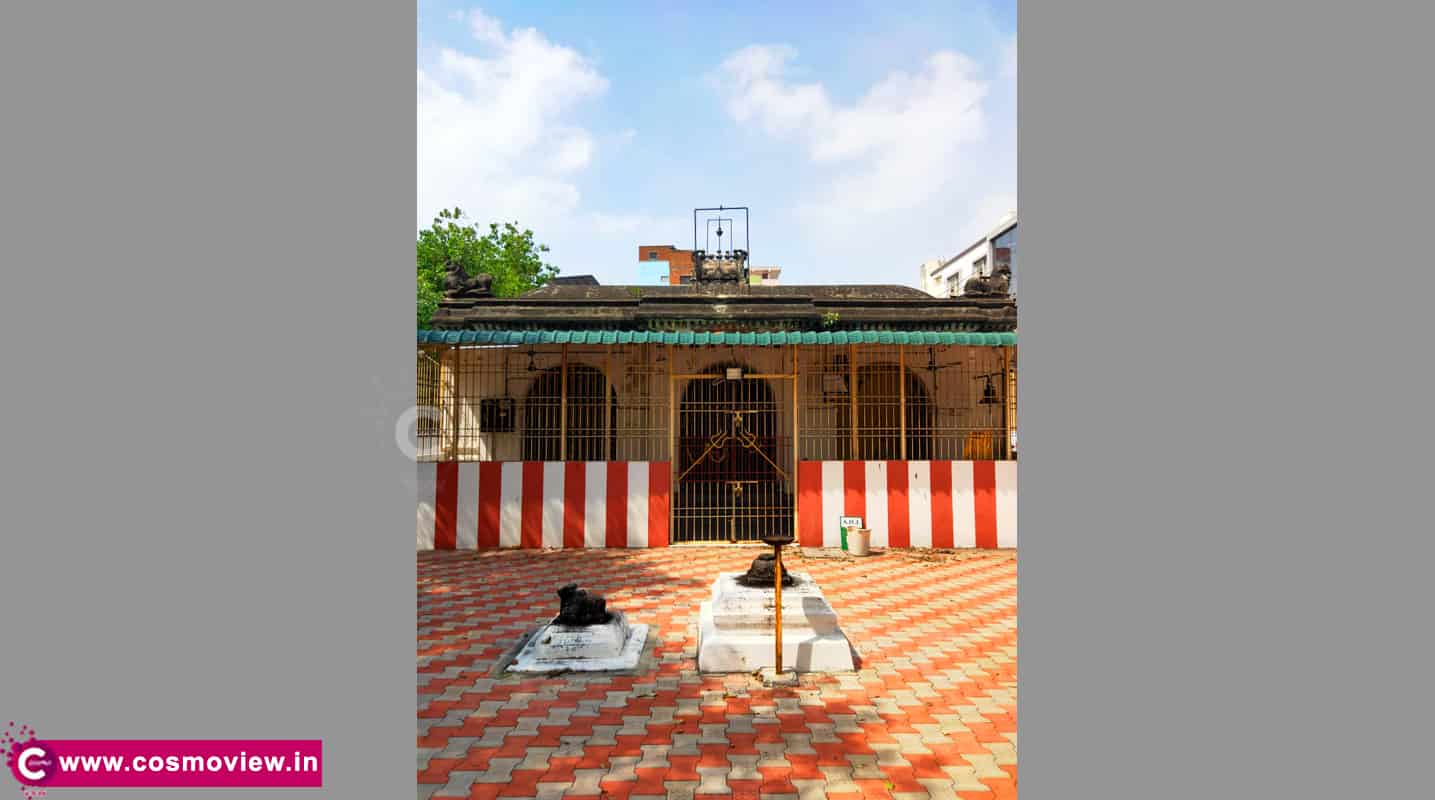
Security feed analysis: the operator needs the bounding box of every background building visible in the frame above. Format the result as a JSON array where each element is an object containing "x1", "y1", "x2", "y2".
[
  {"x1": 749, "y1": 266, "x2": 781, "y2": 285},
  {"x1": 921, "y1": 211, "x2": 1018, "y2": 298},
  {"x1": 640, "y1": 244, "x2": 780, "y2": 285},
  {"x1": 639, "y1": 244, "x2": 696, "y2": 284}
]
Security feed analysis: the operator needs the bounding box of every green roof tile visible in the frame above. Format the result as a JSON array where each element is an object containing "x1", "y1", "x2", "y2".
[{"x1": 418, "y1": 329, "x2": 1015, "y2": 347}]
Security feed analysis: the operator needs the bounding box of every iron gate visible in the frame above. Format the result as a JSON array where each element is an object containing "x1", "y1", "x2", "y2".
[{"x1": 671, "y1": 367, "x2": 794, "y2": 543}]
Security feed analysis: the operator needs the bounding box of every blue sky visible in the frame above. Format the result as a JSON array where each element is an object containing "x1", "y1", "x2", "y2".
[{"x1": 418, "y1": 1, "x2": 1016, "y2": 286}]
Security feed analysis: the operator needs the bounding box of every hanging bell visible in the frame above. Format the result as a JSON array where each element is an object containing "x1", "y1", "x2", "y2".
[{"x1": 980, "y1": 375, "x2": 999, "y2": 404}]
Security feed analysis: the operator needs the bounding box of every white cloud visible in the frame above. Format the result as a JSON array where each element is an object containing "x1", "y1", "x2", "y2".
[
  {"x1": 713, "y1": 43, "x2": 1015, "y2": 283},
  {"x1": 417, "y1": 9, "x2": 608, "y2": 230},
  {"x1": 717, "y1": 45, "x2": 988, "y2": 215},
  {"x1": 467, "y1": 8, "x2": 505, "y2": 44}
]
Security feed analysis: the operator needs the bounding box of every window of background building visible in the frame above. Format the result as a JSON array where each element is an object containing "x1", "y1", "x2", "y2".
[
  {"x1": 993, "y1": 225, "x2": 1016, "y2": 295},
  {"x1": 973, "y1": 256, "x2": 987, "y2": 277},
  {"x1": 648, "y1": 251, "x2": 658, "y2": 260}
]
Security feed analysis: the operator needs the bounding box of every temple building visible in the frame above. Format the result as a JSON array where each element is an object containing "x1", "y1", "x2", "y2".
[{"x1": 417, "y1": 246, "x2": 1017, "y2": 552}]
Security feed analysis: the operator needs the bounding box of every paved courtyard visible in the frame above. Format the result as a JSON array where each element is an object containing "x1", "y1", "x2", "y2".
[{"x1": 419, "y1": 547, "x2": 1017, "y2": 800}]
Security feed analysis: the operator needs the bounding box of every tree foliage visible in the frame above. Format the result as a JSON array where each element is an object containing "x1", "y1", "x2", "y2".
[{"x1": 417, "y1": 208, "x2": 559, "y2": 326}]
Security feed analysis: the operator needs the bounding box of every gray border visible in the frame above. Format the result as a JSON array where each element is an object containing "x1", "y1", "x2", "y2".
[
  {"x1": 1023, "y1": 0, "x2": 1430, "y2": 796},
  {"x1": 1, "y1": 2, "x2": 414, "y2": 797},
  {"x1": 4, "y1": 1, "x2": 1433, "y2": 798}
]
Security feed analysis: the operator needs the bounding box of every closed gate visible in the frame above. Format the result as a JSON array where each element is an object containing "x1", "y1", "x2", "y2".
[{"x1": 672, "y1": 364, "x2": 794, "y2": 543}]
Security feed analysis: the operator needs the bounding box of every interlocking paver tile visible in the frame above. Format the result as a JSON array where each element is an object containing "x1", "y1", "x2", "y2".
[
  {"x1": 664, "y1": 779, "x2": 699, "y2": 800},
  {"x1": 419, "y1": 548, "x2": 1016, "y2": 798},
  {"x1": 695, "y1": 766, "x2": 731, "y2": 795},
  {"x1": 435, "y1": 770, "x2": 485, "y2": 798},
  {"x1": 846, "y1": 754, "x2": 885, "y2": 780},
  {"x1": 818, "y1": 765, "x2": 859, "y2": 793}
]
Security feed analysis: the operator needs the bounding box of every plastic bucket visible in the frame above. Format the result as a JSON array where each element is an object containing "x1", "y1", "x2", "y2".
[{"x1": 849, "y1": 528, "x2": 872, "y2": 556}]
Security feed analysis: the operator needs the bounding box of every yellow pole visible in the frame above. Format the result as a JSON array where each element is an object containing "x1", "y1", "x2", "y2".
[
  {"x1": 791, "y1": 344, "x2": 800, "y2": 539},
  {"x1": 848, "y1": 343, "x2": 859, "y2": 460},
  {"x1": 559, "y1": 344, "x2": 568, "y2": 461},
  {"x1": 443, "y1": 345, "x2": 460, "y2": 461},
  {"x1": 773, "y1": 541, "x2": 784, "y2": 674},
  {"x1": 898, "y1": 346, "x2": 907, "y2": 460},
  {"x1": 604, "y1": 349, "x2": 613, "y2": 461},
  {"x1": 1001, "y1": 347, "x2": 1010, "y2": 459},
  {"x1": 668, "y1": 347, "x2": 677, "y2": 539}
]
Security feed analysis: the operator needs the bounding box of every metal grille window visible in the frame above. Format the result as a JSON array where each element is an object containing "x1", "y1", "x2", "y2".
[
  {"x1": 417, "y1": 341, "x2": 1012, "y2": 465},
  {"x1": 416, "y1": 347, "x2": 445, "y2": 461},
  {"x1": 798, "y1": 344, "x2": 1012, "y2": 461},
  {"x1": 415, "y1": 344, "x2": 670, "y2": 462},
  {"x1": 522, "y1": 365, "x2": 613, "y2": 461}
]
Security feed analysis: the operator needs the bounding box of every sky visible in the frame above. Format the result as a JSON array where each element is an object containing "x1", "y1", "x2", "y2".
[{"x1": 418, "y1": 1, "x2": 1016, "y2": 287}]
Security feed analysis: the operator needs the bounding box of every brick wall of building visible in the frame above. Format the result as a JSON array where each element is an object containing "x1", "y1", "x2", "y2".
[{"x1": 638, "y1": 245, "x2": 695, "y2": 284}]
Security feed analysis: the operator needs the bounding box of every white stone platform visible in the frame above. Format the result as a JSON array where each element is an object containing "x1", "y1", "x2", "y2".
[
  {"x1": 697, "y1": 572, "x2": 856, "y2": 673},
  {"x1": 508, "y1": 611, "x2": 648, "y2": 673}
]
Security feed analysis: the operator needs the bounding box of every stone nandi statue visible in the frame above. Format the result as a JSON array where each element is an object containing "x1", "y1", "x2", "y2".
[
  {"x1": 960, "y1": 269, "x2": 1011, "y2": 298},
  {"x1": 554, "y1": 584, "x2": 613, "y2": 626},
  {"x1": 443, "y1": 260, "x2": 494, "y2": 299}
]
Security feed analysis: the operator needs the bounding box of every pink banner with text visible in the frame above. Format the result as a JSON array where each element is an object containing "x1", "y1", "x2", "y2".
[{"x1": 7, "y1": 739, "x2": 322, "y2": 789}]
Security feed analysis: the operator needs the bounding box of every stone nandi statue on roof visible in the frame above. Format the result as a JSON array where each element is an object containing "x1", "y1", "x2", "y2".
[
  {"x1": 960, "y1": 269, "x2": 1011, "y2": 298},
  {"x1": 443, "y1": 260, "x2": 494, "y2": 299}
]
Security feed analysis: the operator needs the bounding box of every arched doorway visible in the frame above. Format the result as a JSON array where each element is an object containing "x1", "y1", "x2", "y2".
[
  {"x1": 673, "y1": 361, "x2": 793, "y2": 543},
  {"x1": 522, "y1": 364, "x2": 616, "y2": 461}
]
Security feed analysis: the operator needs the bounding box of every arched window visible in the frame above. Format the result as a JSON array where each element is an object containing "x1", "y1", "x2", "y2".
[
  {"x1": 522, "y1": 365, "x2": 616, "y2": 461},
  {"x1": 855, "y1": 364, "x2": 933, "y2": 460}
]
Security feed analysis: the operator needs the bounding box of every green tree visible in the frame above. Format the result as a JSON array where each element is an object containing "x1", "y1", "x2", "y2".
[{"x1": 417, "y1": 208, "x2": 559, "y2": 326}]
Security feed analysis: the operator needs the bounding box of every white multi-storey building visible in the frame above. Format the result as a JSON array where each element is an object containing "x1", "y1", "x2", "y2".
[{"x1": 920, "y1": 211, "x2": 1018, "y2": 298}]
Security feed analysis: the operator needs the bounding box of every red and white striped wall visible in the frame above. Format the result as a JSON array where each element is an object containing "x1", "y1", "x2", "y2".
[
  {"x1": 797, "y1": 461, "x2": 1016, "y2": 549},
  {"x1": 417, "y1": 462, "x2": 671, "y2": 550}
]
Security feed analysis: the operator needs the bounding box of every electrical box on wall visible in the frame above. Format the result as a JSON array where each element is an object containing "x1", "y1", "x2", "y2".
[{"x1": 479, "y1": 398, "x2": 515, "y2": 432}]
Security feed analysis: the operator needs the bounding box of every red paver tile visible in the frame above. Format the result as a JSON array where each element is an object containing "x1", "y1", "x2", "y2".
[
  {"x1": 417, "y1": 757, "x2": 460, "y2": 784},
  {"x1": 497, "y1": 769, "x2": 544, "y2": 797},
  {"x1": 575, "y1": 745, "x2": 613, "y2": 769},
  {"x1": 540, "y1": 756, "x2": 579, "y2": 782},
  {"x1": 728, "y1": 779, "x2": 761, "y2": 800},
  {"x1": 467, "y1": 785, "x2": 504, "y2": 800},
  {"x1": 667, "y1": 755, "x2": 700, "y2": 781},
  {"x1": 852, "y1": 778, "x2": 894, "y2": 799},
  {"x1": 786, "y1": 754, "x2": 822, "y2": 780}
]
